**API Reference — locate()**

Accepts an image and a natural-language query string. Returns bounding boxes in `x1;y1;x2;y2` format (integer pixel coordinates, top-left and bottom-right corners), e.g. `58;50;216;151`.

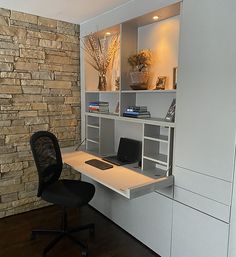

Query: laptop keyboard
102;156;126;166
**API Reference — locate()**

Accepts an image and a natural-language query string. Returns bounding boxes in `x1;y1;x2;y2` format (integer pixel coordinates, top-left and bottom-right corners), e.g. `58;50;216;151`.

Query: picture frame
115;101;120;114
155;76;167;90
165;99;176;122
173;67;178;89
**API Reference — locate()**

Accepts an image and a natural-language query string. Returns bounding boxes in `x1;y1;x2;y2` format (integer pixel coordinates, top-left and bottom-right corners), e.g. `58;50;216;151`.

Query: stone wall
0;7;81;218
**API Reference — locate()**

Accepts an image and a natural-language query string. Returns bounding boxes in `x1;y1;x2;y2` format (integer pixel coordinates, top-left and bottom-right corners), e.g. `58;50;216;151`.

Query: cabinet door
172;202;229;257
85;176;173;257
175;0;236;181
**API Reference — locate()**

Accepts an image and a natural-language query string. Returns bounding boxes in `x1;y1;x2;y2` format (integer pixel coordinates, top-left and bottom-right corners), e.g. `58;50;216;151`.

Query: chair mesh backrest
30;131;63;197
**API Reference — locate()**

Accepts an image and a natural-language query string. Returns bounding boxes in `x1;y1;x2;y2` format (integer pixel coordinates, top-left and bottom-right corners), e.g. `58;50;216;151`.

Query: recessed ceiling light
105;32;111;36
153;16;159;20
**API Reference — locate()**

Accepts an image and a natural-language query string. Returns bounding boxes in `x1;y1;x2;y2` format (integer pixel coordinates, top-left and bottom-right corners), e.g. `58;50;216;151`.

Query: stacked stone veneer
0;8;81;218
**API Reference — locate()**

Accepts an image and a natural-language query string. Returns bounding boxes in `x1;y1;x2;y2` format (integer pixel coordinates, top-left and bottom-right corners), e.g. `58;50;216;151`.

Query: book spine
124;111;150;115
127;106;147;111
123;113;150;118
126;109;147;112
88;101;109;106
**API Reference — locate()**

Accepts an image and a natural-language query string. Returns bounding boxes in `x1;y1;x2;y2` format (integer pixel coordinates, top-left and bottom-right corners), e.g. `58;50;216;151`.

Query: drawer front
174;166;232;205
172;201;229;257
174;186;230;222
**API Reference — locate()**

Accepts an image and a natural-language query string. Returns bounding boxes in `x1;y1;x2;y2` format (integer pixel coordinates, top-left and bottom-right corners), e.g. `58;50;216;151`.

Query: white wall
138;15;180;89
228;135;236;257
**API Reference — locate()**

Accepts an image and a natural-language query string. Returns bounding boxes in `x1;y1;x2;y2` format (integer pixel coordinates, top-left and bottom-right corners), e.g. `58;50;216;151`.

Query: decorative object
173;67;178;89
165;99;176;122
115;102;120;114
155;76;167;90
123;105;150;118
129;72;149;89
128;49;152;89
82;33;119;91
115;77;120;91
130;82;148;90
98;74;107;91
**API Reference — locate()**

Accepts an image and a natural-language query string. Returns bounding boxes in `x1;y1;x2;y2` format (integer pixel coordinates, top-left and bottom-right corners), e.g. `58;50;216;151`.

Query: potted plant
128;49;152;89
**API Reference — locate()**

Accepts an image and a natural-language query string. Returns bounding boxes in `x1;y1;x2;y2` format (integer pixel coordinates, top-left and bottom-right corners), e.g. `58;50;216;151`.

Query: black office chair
30;131;95;257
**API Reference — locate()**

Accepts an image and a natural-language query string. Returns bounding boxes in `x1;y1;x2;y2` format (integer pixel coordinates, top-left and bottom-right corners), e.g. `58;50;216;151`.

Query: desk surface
62;150;173;199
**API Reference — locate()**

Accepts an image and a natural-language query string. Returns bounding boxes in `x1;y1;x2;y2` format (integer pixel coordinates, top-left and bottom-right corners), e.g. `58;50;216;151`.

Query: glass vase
98;73;107;91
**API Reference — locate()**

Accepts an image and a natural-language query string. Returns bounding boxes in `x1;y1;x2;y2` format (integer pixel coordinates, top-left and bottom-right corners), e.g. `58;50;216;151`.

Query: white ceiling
0;0;131;24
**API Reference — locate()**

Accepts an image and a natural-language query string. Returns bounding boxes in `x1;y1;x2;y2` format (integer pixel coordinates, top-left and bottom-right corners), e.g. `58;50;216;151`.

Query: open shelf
144;135;168;143
87;116;99;127
142;158;169;177
86;124;100;144
87;124;99;129
86;140;99;153
144;124;169;140
86;91;120;93
143;155;168;166
121;89;176;93
86;112;175;127
87;139;99;144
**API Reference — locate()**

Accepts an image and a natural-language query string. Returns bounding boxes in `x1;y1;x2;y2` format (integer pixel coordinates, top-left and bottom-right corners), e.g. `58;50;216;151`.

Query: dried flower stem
82;33;120;76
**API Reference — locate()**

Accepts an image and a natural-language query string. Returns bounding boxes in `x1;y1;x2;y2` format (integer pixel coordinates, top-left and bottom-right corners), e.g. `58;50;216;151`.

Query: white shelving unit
80;2;179;257
84;2;180;182
80;1;236;257
86;116;99;153
142;123;174;178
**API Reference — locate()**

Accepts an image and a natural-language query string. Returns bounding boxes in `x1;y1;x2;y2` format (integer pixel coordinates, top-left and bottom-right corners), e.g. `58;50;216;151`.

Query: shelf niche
84;25;121;92
120;2;180;91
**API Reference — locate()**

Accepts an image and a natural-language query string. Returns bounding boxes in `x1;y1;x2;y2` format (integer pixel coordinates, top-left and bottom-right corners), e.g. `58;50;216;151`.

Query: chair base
31;208;95;257
31;223;94;257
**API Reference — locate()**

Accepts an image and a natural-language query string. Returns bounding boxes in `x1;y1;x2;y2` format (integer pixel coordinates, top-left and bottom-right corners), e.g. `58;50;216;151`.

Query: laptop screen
117;138;142;163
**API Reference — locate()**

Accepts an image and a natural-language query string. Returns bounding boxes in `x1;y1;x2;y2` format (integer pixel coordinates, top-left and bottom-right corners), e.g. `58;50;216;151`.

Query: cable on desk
75;138;86;151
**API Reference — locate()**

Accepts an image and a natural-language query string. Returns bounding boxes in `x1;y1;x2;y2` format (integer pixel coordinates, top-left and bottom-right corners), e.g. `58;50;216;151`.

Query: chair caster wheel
82;250;88;257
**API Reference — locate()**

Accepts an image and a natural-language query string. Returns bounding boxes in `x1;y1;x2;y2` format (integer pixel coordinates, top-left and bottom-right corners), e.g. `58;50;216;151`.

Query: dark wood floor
0;205;160;257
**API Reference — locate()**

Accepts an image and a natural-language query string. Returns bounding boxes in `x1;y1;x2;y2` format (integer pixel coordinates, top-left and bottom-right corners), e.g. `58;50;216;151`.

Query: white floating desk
62;150;173;199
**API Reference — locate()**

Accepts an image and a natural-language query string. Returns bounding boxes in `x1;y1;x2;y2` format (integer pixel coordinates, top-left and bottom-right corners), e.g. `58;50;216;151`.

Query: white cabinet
85;175;173;257
80;0;236;257
175;0;236;182
173;0;236;223
174;166;232;222
171;202;229;257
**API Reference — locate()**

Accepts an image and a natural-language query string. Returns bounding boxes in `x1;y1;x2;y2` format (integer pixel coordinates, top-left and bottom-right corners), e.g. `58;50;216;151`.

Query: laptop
102;137;142;166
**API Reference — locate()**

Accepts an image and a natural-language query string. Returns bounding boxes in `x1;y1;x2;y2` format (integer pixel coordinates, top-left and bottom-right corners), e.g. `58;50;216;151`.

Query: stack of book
123;106;151;118
88;101;109;113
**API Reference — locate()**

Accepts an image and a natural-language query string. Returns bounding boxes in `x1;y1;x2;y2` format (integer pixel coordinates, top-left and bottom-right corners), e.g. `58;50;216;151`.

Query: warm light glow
105;32;111;36
153;16;159;20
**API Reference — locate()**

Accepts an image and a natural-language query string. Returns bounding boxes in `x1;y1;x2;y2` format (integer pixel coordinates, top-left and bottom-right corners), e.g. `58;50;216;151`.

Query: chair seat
42;179;95;208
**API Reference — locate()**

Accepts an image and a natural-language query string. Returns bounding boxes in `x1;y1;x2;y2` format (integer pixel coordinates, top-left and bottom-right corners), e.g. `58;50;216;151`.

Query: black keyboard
85;159;113;170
